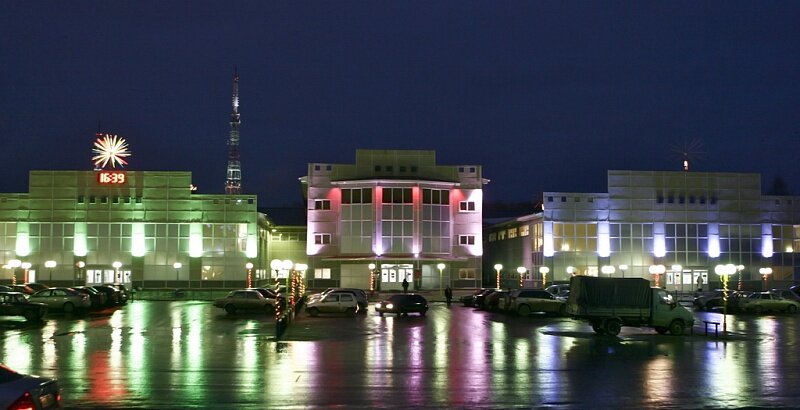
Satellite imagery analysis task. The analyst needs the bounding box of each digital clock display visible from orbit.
[97,171,127,185]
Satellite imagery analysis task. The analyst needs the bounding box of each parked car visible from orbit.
[10,285,35,295]
[485,290,511,312]
[24,283,50,293]
[90,285,122,306]
[105,284,130,304]
[473,289,497,310]
[248,287,277,300]
[693,289,746,311]
[0,364,61,409]
[508,289,566,316]
[213,289,274,314]
[739,292,800,314]
[308,288,368,313]
[0,292,47,321]
[305,291,359,317]
[0,285,13,292]
[790,285,800,298]
[30,287,91,313]
[771,289,800,302]
[72,286,108,309]
[545,284,571,301]
[375,293,428,317]
[459,289,487,307]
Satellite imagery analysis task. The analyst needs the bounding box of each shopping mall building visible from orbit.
[301,149,487,291]
[484,170,800,291]
[0,170,304,288]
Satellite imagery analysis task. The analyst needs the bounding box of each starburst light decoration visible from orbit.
[92,133,131,169]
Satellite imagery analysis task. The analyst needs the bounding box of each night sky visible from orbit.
[2,2,799,207]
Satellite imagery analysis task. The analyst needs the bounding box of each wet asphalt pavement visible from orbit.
[0,300,798,409]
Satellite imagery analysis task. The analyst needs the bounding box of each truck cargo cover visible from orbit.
[568,276,652,309]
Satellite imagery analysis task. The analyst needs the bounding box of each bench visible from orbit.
[703,320,720,337]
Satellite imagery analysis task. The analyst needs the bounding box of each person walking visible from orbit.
[696,274,703,292]
[444,286,453,306]
[402,277,409,293]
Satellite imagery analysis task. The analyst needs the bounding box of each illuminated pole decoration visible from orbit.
[9,259,21,285]
[245,262,254,288]
[295,264,307,297]
[493,264,503,290]
[517,266,526,288]
[759,267,772,291]
[539,266,549,288]
[736,265,744,291]
[92,133,131,169]
[45,260,57,282]
[368,263,376,292]
[714,264,736,334]
[21,262,31,283]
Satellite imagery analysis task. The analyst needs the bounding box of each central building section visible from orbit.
[302,150,487,291]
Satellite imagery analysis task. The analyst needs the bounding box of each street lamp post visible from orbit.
[44,260,57,283]
[619,264,628,278]
[671,265,682,293]
[714,263,736,335]
[270,259,283,286]
[517,267,526,288]
[759,267,772,291]
[601,265,615,277]
[112,261,122,284]
[368,263,377,292]
[173,262,182,282]
[493,264,503,290]
[539,266,549,288]
[648,264,666,287]
[245,262,254,288]
[75,261,85,286]
[437,263,446,296]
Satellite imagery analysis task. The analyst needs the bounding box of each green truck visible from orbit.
[566,276,694,336]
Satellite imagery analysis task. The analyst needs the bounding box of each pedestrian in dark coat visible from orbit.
[444,286,453,306]
[402,277,409,293]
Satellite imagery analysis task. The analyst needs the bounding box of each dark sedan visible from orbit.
[375,294,428,317]
[90,285,122,306]
[73,286,108,309]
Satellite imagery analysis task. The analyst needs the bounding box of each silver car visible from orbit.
[29,287,91,313]
[305,291,359,317]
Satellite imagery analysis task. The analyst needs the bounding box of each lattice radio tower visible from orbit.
[225,68,242,194]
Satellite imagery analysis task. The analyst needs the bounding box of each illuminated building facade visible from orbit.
[486,170,800,290]
[0,170,269,287]
[301,150,487,291]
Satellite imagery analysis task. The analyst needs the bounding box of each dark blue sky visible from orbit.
[2,2,799,206]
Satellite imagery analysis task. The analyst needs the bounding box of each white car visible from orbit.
[0,364,61,409]
[305,291,359,317]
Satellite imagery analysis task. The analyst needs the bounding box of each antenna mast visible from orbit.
[225,68,242,194]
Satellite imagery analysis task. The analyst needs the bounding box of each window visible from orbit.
[314,268,331,279]
[507,228,517,238]
[459,235,475,245]
[458,268,476,279]
[459,201,476,211]
[375,165,381,172]
[314,199,331,210]
[561,196,566,202]
[314,165,321,171]
[382,188,412,204]
[498,231,506,240]
[342,188,372,204]
[314,234,332,245]
[547,196,553,202]
[78,196,85,203]
[423,189,449,205]
[520,225,530,236]
[326,165,332,171]
[488,233,497,242]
